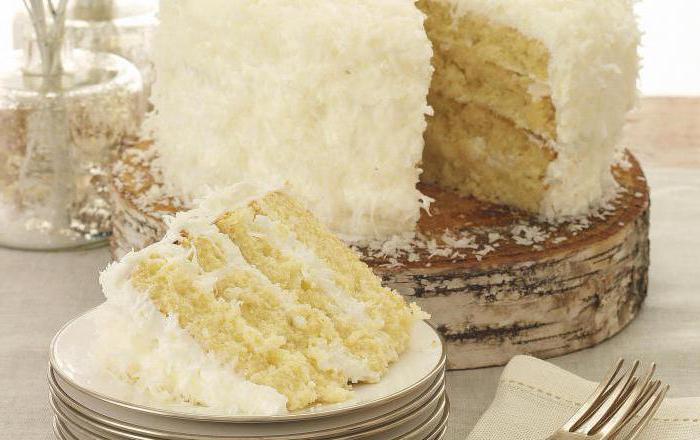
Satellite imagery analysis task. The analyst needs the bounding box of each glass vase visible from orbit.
[14,0,158,95]
[0,48,144,250]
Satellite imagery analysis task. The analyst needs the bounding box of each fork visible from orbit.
[548,359,670,440]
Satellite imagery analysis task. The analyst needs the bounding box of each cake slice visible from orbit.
[93,184,426,413]
[418,0,639,217]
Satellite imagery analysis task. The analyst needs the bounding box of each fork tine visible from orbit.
[631,380,662,417]
[624,384,670,440]
[618,380,662,428]
[597,377,644,431]
[575,360,641,434]
[561,358,625,431]
[574,376,634,433]
[592,365,654,434]
[597,363,656,437]
[569,373,628,432]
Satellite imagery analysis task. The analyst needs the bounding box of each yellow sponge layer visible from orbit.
[431,50,556,140]
[419,0,550,80]
[253,192,423,356]
[131,258,317,409]
[423,95,555,212]
[418,0,558,213]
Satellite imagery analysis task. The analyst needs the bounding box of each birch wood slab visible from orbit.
[111,139,649,370]
[366,166,649,369]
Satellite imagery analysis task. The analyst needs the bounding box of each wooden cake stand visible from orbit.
[111,139,649,370]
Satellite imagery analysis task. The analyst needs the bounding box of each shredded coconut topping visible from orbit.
[146,0,433,240]
[352,176,630,268]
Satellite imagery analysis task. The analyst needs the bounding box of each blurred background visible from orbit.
[1,0,699,95]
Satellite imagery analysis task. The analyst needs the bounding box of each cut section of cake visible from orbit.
[418,0,640,217]
[93,184,427,413]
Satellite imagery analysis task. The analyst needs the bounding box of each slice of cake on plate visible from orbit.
[92,184,427,413]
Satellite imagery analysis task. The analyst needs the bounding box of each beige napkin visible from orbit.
[468,356,700,440]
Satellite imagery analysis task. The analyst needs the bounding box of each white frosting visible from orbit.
[442,0,640,217]
[147,0,434,240]
[162,182,277,241]
[251,215,371,325]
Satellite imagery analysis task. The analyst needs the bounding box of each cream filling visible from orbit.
[189,223,378,383]
[527,82,551,102]
[249,214,382,382]
[251,215,373,326]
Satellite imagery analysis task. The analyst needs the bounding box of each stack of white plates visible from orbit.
[49,308,449,440]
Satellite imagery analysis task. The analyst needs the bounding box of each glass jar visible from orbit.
[14,0,158,95]
[0,48,144,250]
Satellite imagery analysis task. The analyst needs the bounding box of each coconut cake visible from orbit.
[135,0,640,243]
[92,184,427,413]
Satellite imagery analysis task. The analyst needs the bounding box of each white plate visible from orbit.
[52,386,448,440]
[50,306,446,435]
[51,390,447,440]
[49,368,445,439]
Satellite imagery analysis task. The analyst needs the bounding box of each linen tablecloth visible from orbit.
[468,355,700,440]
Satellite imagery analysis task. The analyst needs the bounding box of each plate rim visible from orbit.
[392,394,449,440]
[413,400,449,440]
[50,308,447,423]
[53,417,81,440]
[49,366,446,440]
[51,386,448,440]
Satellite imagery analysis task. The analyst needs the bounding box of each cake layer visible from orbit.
[418,0,550,80]
[420,0,639,217]
[96,186,426,412]
[431,49,556,140]
[251,192,421,355]
[423,95,555,212]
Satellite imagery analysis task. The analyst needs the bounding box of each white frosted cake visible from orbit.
[91,184,427,413]
[147,0,434,240]
[136,0,639,244]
